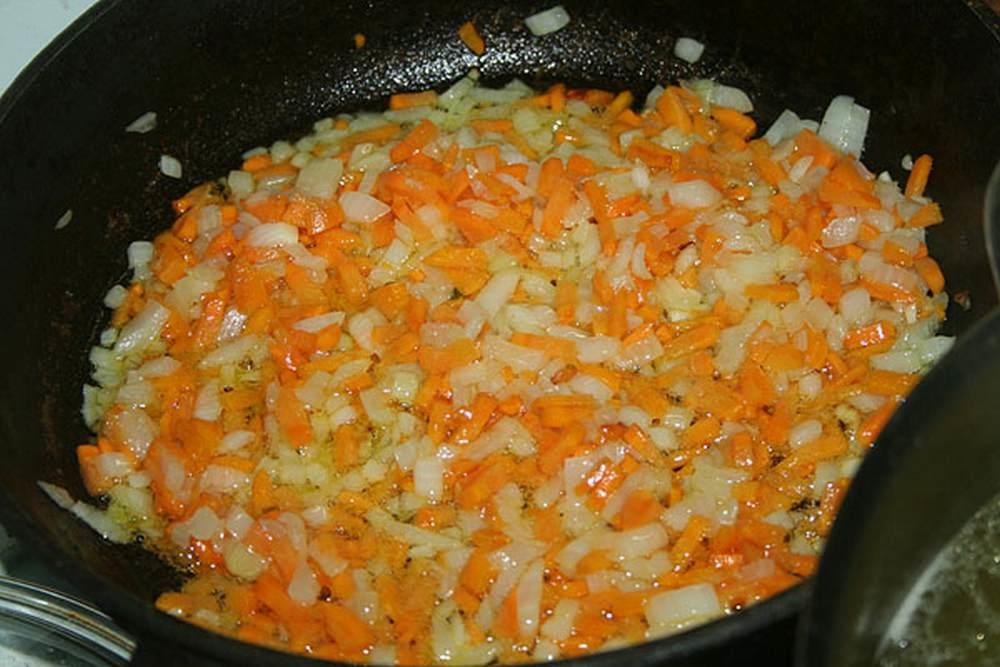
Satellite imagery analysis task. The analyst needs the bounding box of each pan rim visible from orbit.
[8,0,996,664]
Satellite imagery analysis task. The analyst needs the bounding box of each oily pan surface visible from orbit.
[0,0,996,662]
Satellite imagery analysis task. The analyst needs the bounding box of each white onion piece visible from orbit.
[821,216,861,248]
[199,335,264,368]
[95,453,132,479]
[287,562,320,606]
[819,95,870,157]
[247,222,298,247]
[839,287,872,327]
[70,502,130,543]
[645,583,722,631]
[225,506,254,540]
[219,430,255,453]
[296,157,343,199]
[293,311,345,333]
[114,300,170,357]
[576,335,621,363]
[116,408,157,459]
[674,37,705,64]
[39,481,75,509]
[764,109,803,147]
[789,420,823,448]
[136,356,181,378]
[525,5,570,35]
[340,191,390,223]
[414,457,444,500]
[188,506,223,542]
[224,541,267,580]
[515,560,544,638]
[611,523,669,560]
[475,270,520,318]
[54,209,73,230]
[668,180,722,208]
[127,241,154,273]
[709,84,753,113]
[126,111,157,133]
[159,155,182,178]
[194,380,222,422]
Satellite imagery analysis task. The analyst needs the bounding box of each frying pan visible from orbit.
[797,304,1000,666]
[0,1,997,665]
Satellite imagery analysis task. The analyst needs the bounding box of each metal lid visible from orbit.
[0,575,134,666]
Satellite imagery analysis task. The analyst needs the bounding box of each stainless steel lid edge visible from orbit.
[0,574,135,661]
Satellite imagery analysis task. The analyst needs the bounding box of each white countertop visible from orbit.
[0,0,100,96]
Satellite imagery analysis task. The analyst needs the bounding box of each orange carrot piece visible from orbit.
[388,90,438,111]
[321,603,376,654]
[744,283,800,304]
[915,256,945,294]
[711,107,756,140]
[276,387,313,446]
[904,154,933,198]
[843,320,896,351]
[907,202,944,229]
[458,21,486,55]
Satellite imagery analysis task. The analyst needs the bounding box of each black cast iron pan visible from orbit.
[0,1,997,665]
[797,302,1000,666]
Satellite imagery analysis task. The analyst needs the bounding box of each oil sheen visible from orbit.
[878,492,1000,666]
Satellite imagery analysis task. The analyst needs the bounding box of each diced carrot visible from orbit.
[907,202,944,228]
[458,21,486,55]
[711,107,756,140]
[915,256,945,294]
[904,154,933,198]
[276,386,313,446]
[843,320,896,351]
[321,603,375,654]
[744,283,800,304]
[388,90,438,111]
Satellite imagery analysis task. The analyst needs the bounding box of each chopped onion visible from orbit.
[219,430,254,453]
[819,95,870,157]
[287,561,320,605]
[126,111,157,134]
[115,407,157,459]
[821,216,861,248]
[54,209,73,230]
[515,559,544,637]
[541,599,579,641]
[127,240,154,273]
[576,335,621,364]
[293,310,345,333]
[159,154,183,179]
[611,523,669,560]
[200,465,250,494]
[475,270,520,318]
[709,84,753,113]
[224,541,267,580]
[645,583,722,631]
[764,109,803,146]
[247,222,298,247]
[199,334,264,368]
[70,502,130,543]
[114,301,170,356]
[525,5,570,35]
[839,287,872,327]
[296,157,343,199]
[340,190,390,223]
[668,180,722,209]
[789,420,822,448]
[673,37,705,64]
[414,457,444,500]
[194,380,222,422]
[366,509,462,551]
